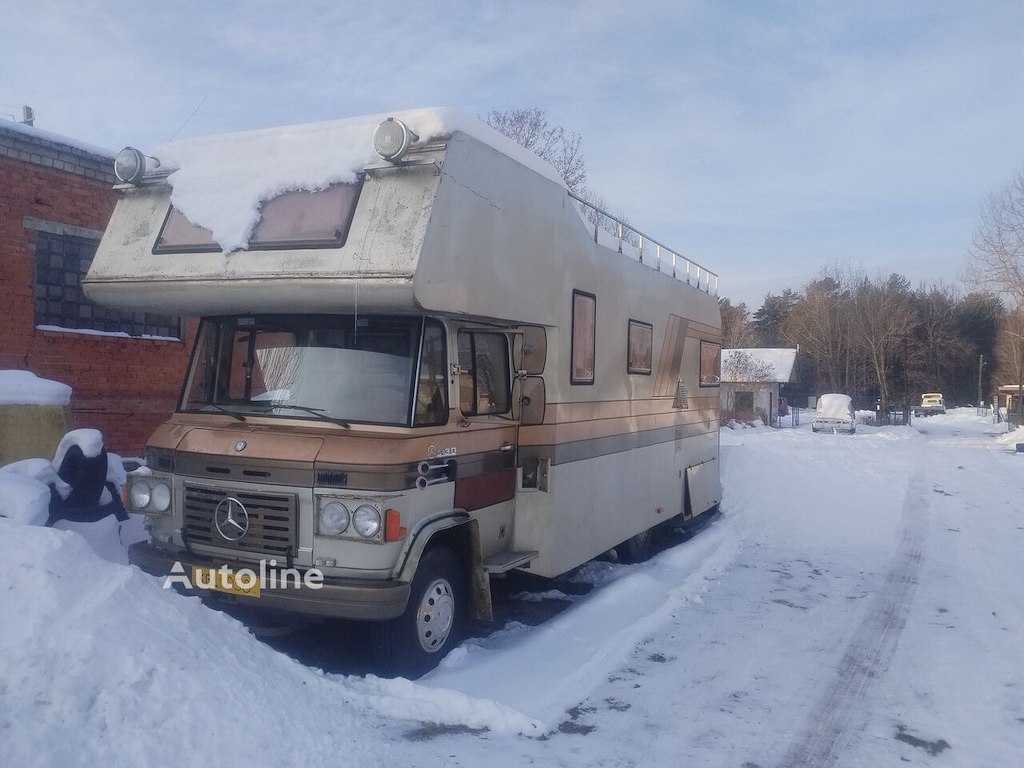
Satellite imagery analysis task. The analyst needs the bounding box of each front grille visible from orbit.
[183,485,298,558]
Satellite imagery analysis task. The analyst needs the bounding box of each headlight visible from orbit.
[319,501,350,536]
[150,482,171,512]
[130,480,152,510]
[353,504,381,538]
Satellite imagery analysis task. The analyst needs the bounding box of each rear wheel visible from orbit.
[370,546,465,678]
[619,527,654,564]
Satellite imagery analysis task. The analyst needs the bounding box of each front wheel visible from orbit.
[370,546,466,678]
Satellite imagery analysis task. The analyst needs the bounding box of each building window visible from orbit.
[571,290,596,385]
[700,340,721,386]
[33,232,182,339]
[627,320,653,375]
[735,390,754,413]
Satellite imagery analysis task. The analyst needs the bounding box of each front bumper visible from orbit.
[129,541,410,621]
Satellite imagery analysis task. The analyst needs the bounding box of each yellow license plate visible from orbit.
[192,566,261,598]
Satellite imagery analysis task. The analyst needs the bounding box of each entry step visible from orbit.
[483,550,538,574]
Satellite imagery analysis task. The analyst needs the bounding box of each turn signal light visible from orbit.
[384,509,406,542]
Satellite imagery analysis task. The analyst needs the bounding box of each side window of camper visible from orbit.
[627,320,653,375]
[415,320,449,426]
[700,341,722,386]
[457,332,511,416]
[571,290,596,385]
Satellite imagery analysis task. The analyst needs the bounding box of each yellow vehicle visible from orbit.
[84,110,722,675]
[914,393,946,417]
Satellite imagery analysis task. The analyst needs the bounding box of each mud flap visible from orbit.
[467,519,494,622]
[686,459,721,518]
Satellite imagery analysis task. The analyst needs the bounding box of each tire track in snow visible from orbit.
[772,469,929,768]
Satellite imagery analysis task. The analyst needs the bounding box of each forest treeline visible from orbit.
[720,268,1022,409]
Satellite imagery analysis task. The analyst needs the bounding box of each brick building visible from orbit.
[0,120,193,455]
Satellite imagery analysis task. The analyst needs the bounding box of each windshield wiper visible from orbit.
[207,403,246,421]
[268,404,350,428]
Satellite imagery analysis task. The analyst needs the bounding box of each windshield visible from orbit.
[181,314,444,426]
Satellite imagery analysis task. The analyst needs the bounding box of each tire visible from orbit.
[370,546,466,678]
[619,526,654,564]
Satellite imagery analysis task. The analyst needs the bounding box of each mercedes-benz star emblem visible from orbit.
[214,497,250,542]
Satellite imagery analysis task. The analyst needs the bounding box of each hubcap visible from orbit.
[416,578,455,653]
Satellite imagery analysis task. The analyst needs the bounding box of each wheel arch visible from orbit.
[395,513,492,622]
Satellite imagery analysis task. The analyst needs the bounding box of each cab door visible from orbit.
[452,327,517,558]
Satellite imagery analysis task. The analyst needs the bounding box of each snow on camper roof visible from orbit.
[150,108,567,254]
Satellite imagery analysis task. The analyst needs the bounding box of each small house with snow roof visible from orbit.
[720,348,798,425]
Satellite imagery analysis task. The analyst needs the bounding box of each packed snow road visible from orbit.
[1,410,1021,767]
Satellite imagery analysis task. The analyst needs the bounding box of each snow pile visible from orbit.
[0,470,50,525]
[154,107,566,253]
[0,369,71,405]
[0,519,543,767]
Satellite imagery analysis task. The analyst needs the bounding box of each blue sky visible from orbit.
[3,0,1022,309]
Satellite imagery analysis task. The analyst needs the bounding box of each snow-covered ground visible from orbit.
[1,409,1021,767]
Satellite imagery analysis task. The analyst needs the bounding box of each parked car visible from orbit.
[811,393,856,434]
[913,392,946,417]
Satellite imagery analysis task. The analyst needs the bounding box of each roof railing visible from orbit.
[569,192,719,296]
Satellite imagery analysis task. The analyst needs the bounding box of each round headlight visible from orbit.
[353,504,381,538]
[130,480,152,510]
[319,501,350,536]
[114,147,147,184]
[372,118,418,163]
[150,482,171,512]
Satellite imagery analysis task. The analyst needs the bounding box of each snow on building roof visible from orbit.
[721,348,797,383]
[150,107,567,254]
[0,118,115,160]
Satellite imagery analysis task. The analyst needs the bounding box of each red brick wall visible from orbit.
[0,154,194,457]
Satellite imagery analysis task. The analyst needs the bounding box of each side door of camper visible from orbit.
[451,325,518,559]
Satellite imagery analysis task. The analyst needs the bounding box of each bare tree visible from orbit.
[912,284,971,393]
[966,170,1024,423]
[783,269,855,393]
[719,298,757,348]
[485,107,587,193]
[722,350,777,382]
[853,274,919,409]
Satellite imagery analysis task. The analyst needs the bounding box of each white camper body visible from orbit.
[85,110,722,674]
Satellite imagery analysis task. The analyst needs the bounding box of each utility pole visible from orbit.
[977,354,985,415]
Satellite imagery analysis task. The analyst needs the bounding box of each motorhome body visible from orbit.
[84,109,722,674]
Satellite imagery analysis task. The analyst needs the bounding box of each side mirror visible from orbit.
[513,326,546,376]
[513,375,546,425]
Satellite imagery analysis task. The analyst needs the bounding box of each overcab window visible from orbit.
[154,180,363,253]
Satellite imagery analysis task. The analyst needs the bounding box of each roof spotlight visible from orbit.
[113,146,160,185]
[372,118,419,163]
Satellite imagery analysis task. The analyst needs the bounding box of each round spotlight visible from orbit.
[372,118,419,163]
[114,147,148,184]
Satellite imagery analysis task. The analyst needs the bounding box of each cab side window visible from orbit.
[414,320,449,426]
[458,332,511,416]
